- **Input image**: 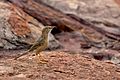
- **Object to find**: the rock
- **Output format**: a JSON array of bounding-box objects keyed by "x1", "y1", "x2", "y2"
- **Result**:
[
  {"x1": 0, "y1": 1, "x2": 61, "y2": 50},
  {"x1": 0, "y1": 65, "x2": 13, "y2": 74},
  {"x1": 40, "y1": 0, "x2": 120, "y2": 50},
  {"x1": 1, "y1": 51, "x2": 120, "y2": 80},
  {"x1": 13, "y1": 74, "x2": 26, "y2": 78},
  {"x1": 111, "y1": 53, "x2": 120, "y2": 65},
  {"x1": 48, "y1": 34, "x2": 62, "y2": 50},
  {"x1": 41, "y1": 0, "x2": 120, "y2": 26}
]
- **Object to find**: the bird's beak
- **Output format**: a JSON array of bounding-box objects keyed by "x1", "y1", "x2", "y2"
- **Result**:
[{"x1": 46, "y1": 26, "x2": 55, "y2": 29}]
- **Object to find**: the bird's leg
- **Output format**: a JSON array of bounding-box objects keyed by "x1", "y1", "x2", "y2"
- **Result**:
[{"x1": 35, "y1": 50, "x2": 48, "y2": 64}]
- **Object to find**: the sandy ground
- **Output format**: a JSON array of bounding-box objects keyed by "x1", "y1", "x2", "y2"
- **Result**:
[{"x1": 0, "y1": 50, "x2": 119, "y2": 80}]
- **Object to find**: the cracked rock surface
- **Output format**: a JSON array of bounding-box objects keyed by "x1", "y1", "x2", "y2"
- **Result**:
[
  {"x1": 0, "y1": 1, "x2": 60, "y2": 49},
  {"x1": 40, "y1": 0, "x2": 120, "y2": 52},
  {"x1": 0, "y1": 51, "x2": 120, "y2": 80}
]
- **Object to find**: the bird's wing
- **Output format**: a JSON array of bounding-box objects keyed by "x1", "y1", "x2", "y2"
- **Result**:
[
  {"x1": 13, "y1": 37, "x2": 44, "y2": 60},
  {"x1": 28, "y1": 37, "x2": 43, "y2": 52}
]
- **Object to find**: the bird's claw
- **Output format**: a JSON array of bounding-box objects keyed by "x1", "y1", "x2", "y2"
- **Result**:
[
  {"x1": 37, "y1": 60, "x2": 48, "y2": 64},
  {"x1": 36, "y1": 54, "x2": 48, "y2": 64}
]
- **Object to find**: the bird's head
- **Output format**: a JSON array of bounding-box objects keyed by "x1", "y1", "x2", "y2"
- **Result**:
[{"x1": 42, "y1": 26, "x2": 54, "y2": 35}]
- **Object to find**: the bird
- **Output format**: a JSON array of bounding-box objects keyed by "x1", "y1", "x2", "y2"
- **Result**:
[{"x1": 14, "y1": 26, "x2": 54, "y2": 62}]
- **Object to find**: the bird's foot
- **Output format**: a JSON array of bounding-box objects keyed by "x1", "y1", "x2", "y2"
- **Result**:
[
  {"x1": 36, "y1": 54, "x2": 48, "y2": 64},
  {"x1": 38, "y1": 60, "x2": 48, "y2": 64},
  {"x1": 37, "y1": 58, "x2": 48, "y2": 64}
]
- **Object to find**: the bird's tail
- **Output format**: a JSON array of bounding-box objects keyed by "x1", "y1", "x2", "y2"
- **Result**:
[{"x1": 14, "y1": 50, "x2": 30, "y2": 60}]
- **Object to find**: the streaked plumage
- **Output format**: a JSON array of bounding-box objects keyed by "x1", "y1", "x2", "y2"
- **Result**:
[{"x1": 14, "y1": 26, "x2": 53, "y2": 60}]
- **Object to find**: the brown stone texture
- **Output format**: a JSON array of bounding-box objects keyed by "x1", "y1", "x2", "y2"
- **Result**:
[
  {"x1": 0, "y1": 51, "x2": 119, "y2": 80},
  {"x1": 0, "y1": 1, "x2": 60, "y2": 49},
  {"x1": 0, "y1": 0, "x2": 120, "y2": 80}
]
